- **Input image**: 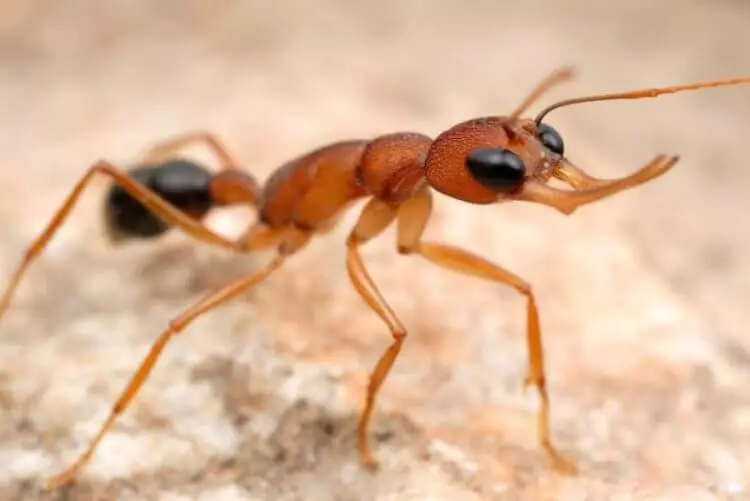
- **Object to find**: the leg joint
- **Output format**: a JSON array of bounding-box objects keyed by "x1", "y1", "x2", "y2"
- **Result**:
[
  {"x1": 517, "y1": 282, "x2": 533, "y2": 297},
  {"x1": 393, "y1": 329, "x2": 407, "y2": 342},
  {"x1": 92, "y1": 160, "x2": 115, "y2": 173},
  {"x1": 396, "y1": 244, "x2": 415, "y2": 255},
  {"x1": 347, "y1": 233, "x2": 362, "y2": 247},
  {"x1": 527, "y1": 374, "x2": 546, "y2": 390},
  {"x1": 167, "y1": 318, "x2": 188, "y2": 334}
]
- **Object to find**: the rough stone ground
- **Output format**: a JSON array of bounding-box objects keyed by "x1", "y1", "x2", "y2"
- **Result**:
[{"x1": 0, "y1": 1, "x2": 749, "y2": 500}]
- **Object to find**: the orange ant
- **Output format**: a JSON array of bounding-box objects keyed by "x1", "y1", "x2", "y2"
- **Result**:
[{"x1": 1, "y1": 67, "x2": 749, "y2": 490}]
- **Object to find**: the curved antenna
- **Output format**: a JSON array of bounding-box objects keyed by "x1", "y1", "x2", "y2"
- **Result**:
[
  {"x1": 534, "y1": 76, "x2": 750, "y2": 124},
  {"x1": 508, "y1": 66, "x2": 576, "y2": 119}
]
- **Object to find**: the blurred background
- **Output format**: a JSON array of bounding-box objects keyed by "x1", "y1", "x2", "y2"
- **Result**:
[{"x1": 0, "y1": 1, "x2": 749, "y2": 500}]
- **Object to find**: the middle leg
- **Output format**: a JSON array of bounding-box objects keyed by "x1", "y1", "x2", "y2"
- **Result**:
[
  {"x1": 45, "y1": 225, "x2": 311, "y2": 490},
  {"x1": 344, "y1": 197, "x2": 406, "y2": 469}
]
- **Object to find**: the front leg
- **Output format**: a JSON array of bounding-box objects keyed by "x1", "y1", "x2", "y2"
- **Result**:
[{"x1": 397, "y1": 188, "x2": 578, "y2": 474}]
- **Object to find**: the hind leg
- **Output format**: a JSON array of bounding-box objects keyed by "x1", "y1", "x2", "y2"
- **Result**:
[
  {"x1": 141, "y1": 130, "x2": 241, "y2": 170},
  {"x1": 343, "y1": 197, "x2": 409, "y2": 468},
  {"x1": 0, "y1": 161, "x2": 278, "y2": 321}
]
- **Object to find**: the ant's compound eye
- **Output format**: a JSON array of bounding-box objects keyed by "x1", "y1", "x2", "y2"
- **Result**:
[
  {"x1": 537, "y1": 122, "x2": 564, "y2": 156},
  {"x1": 466, "y1": 148, "x2": 526, "y2": 193}
]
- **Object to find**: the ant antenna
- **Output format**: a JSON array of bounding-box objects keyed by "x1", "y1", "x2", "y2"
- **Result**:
[
  {"x1": 534, "y1": 76, "x2": 750, "y2": 124},
  {"x1": 508, "y1": 66, "x2": 576, "y2": 119}
]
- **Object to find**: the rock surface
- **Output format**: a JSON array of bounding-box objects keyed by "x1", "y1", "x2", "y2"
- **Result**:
[{"x1": 1, "y1": 1, "x2": 749, "y2": 499}]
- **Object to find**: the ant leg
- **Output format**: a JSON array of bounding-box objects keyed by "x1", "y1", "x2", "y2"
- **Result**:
[
  {"x1": 525, "y1": 154, "x2": 680, "y2": 214},
  {"x1": 344, "y1": 198, "x2": 406, "y2": 469},
  {"x1": 45, "y1": 252, "x2": 287, "y2": 490},
  {"x1": 0, "y1": 161, "x2": 278, "y2": 321},
  {"x1": 141, "y1": 131, "x2": 262, "y2": 207},
  {"x1": 397, "y1": 188, "x2": 578, "y2": 475},
  {"x1": 141, "y1": 131, "x2": 240, "y2": 170}
]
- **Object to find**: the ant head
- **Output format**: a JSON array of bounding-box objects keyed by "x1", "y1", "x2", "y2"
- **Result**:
[
  {"x1": 424, "y1": 67, "x2": 575, "y2": 205},
  {"x1": 424, "y1": 67, "x2": 750, "y2": 209},
  {"x1": 424, "y1": 115, "x2": 564, "y2": 204}
]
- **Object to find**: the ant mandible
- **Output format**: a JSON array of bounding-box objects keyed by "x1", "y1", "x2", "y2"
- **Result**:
[{"x1": 1, "y1": 67, "x2": 749, "y2": 490}]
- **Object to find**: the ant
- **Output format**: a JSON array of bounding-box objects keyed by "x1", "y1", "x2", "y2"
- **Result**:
[{"x1": 1, "y1": 67, "x2": 749, "y2": 490}]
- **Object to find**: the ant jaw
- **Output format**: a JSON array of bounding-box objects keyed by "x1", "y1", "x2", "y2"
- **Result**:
[
  {"x1": 515, "y1": 180, "x2": 579, "y2": 215},
  {"x1": 514, "y1": 154, "x2": 680, "y2": 215},
  {"x1": 551, "y1": 158, "x2": 611, "y2": 190}
]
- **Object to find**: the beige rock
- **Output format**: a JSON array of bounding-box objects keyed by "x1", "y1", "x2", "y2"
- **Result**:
[{"x1": 1, "y1": 1, "x2": 749, "y2": 500}]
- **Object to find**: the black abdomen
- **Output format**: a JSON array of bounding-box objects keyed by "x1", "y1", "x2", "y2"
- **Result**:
[{"x1": 104, "y1": 159, "x2": 213, "y2": 240}]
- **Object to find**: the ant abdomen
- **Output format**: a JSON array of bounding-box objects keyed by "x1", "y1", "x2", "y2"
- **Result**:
[{"x1": 104, "y1": 159, "x2": 213, "y2": 240}]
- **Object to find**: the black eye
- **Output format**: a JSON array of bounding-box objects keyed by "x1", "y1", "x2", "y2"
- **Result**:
[
  {"x1": 466, "y1": 148, "x2": 526, "y2": 193},
  {"x1": 537, "y1": 123, "x2": 564, "y2": 156}
]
